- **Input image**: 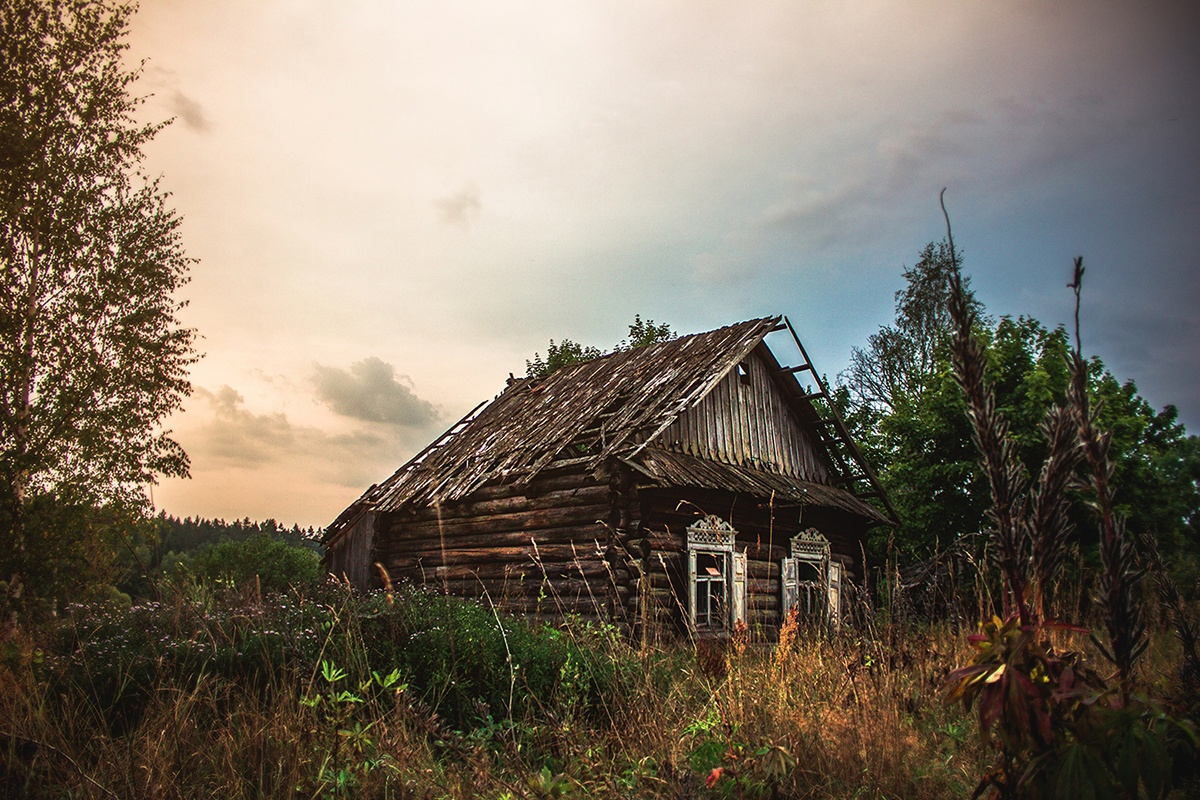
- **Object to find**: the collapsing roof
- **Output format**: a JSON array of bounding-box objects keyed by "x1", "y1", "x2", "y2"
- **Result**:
[{"x1": 328, "y1": 316, "x2": 893, "y2": 543}]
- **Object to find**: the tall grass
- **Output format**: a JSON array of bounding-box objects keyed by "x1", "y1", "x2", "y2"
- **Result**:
[
  {"x1": 0, "y1": 577, "x2": 1008, "y2": 799},
  {"x1": 4, "y1": 570, "x2": 1195, "y2": 798}
]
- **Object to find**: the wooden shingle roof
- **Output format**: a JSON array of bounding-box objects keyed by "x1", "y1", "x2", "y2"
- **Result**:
[{"x1": 327, "y1": 316, "x2": 893, "y2": 540}]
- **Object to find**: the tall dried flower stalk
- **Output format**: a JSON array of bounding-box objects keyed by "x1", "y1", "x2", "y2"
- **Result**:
[
  {"x1": 943, "y1": 194, "x2": 1031, "y2": 625},
  {"x1": 1028, "y1": 404, "x2": 1082, "y2": 619},
  {"x1": 941, "y1": 192, "x2": 1082, "y2": 625},
  {"x1": 1067, "y1": 258, "x2": 1146, "y2": 698}
]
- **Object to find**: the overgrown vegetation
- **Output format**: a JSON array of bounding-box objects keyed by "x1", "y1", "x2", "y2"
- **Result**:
[
  {"x1": 525, "y1": 315, "x2": 676, "y2": 379},
  {"x1": 0, "y1": 579, "x2": 988, "y2": 799},
  {"x1": 2, "y1": 573, "x2": 1194, "y2": 798},
  {"x1": 936, "y1": 201, "x2": 1199, "y2": 798},
  {"x1": 1, "y1": 3, "x2": 1196, "y2": 793},
  {"x1": 835, "y1": 241, "x2": 1200, "y2": 597}
]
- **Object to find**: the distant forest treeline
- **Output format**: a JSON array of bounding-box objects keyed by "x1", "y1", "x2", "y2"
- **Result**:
[{"x1": 150, "y1": 514, "x2": 323, "y2": 558}]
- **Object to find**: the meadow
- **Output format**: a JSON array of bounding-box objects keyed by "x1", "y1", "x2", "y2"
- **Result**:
[{"x1": 1, "y1": 574, "x2": 1193, "y2": 799}]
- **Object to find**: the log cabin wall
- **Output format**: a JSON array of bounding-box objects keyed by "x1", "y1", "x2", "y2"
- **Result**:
[
  {"x1": 656, "y1": 348, "x2": 831, "y2": 484},
  {"x1": 325, "y1": 511, "x2": 377, "y2": 589},
  {"x1": 604, "y1": 462, "x2": 646, "y2": 631},
  {"x1": 636, "y1": 486, "x2": 867, "y2": 639},
  {"x1": 375, "y1": 465, "x2": 617, "y2": 623}
]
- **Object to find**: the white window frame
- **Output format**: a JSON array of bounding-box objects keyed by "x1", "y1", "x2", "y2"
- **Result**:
[
  {"x1": 686, "y1": 515, "x2": 747, "y2": 633},
  {"x1": 781, "y1": 528, "x2": 841, "y2": 626}
]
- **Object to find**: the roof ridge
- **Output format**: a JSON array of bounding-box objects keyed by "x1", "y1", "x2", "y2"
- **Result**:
[{"x1": 326, "y1": 315, "x2": 805, "y2": 534}]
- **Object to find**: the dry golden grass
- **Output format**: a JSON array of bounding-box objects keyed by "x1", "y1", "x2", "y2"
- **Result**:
[{"x1": 3, "y1": 593, "x2": 1191, "y2": 800}]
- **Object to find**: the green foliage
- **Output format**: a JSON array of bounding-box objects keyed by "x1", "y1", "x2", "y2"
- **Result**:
[
  {"x1": 0, "y1": 0, "x2": 197, "y2": 616},
  {"x1": 840, "y1": 245, "x2": 1198, "y2": 588},
  {"x1": 362, "y1": 588, "x2": 632, "y2": 727},
  {"x1": 525, "y1": 339, "x2": 603, "y2": 380},
  {"x1": 301, "y1": 660, "x2": 407, "y2": 797},
  {"x1": 945, "y1": 616, "x2": 1198, "y2": 799},
  {"x1": 525, "y1": 314, "x2": 675, "y2": 379},
  {"x1": 153, "y1": 513, "x2": 321, "y2": 555},
  {"x1": 940, "y1": 251, "x2": 1199, "y2": 798},
  {"x1": 45, "y1": 583, "x2": 634, "y2": 737},
  {"x1": 161, "y1": 532, "x2": 322, "y2": 595},
  {"x1": 618, "y1": 314, "x2": 676, "y2": 352},
  {"x1": 843, "y1": 239, "x2": 974, "y2": 415}
]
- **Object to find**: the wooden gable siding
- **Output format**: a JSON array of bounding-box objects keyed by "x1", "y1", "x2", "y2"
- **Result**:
[
  {"x1": 376, "y1": 466, "x2": 617, "y2": 620},
  {"x1": 655, "y1": 349, "x2": 829, "y2": 483}
]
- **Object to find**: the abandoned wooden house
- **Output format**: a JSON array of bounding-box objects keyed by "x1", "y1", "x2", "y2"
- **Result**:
[{"x1": 324, "y1": 316, "x2": 895, "y2": 638}]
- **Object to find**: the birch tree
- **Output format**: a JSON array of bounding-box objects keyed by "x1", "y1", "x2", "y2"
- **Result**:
[{"x1": 1, "y1": 0, "x2": 196, "y2": 614}]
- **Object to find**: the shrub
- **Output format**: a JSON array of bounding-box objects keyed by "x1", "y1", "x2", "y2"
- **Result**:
[
  {"x1": 161, "y1": 532, "x2": 321, "y2": 594},
  {"x1": 356, "y1": 584, "x2": 634, "y2": 728}
]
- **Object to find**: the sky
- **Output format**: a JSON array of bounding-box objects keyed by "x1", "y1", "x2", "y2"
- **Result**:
[{"x1": 125, "y1": 0, "x2": 1200, "y2": 529}]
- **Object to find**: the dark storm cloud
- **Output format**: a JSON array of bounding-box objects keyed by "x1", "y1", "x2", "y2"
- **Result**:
[{"x1": 312, "y1": 357, "x2": 441, "y2": 427}]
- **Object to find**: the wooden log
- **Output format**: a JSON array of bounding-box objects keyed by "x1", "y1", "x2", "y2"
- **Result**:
[
  {"x1": 431, "y1": 576, "x2": 608, "y2": 598},
  {"x1": 384, "y1": 503, "x2": 612, "y2": 540},
  {"x1": 378, "y1": 525, "x2": 608, "y2": 558},
  {"x1": 748, "y1": 595, "x2": 780, "y2": 612},
  {"x1": 741, "y1": 543, "x2": 788, "y2": 561},
  {"x1": 388, "y1": 542, "x2": 606, "y2": 571},
  {"x1": 409, "y1": 560, "x2": 611, "y2": 582},
  {"x1": 748, "y1": 578, "x2": 781, "y2": 595},
  {"x1": 399, "y1": 483, "x2": 610, "y2": 522},
  {"x1": 415, "y1": 469, "x2": 596, "y2": 507},
  {"x1": 747, "y1": 561, "x2": 781, "y2": 580}
]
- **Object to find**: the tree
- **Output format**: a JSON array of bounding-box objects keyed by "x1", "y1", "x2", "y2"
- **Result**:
[
  {"x1": 841, "y1": 247, "x2": 1199, "y2": 588},
  {"x1": 525, "y1": 315, "x2": 675, "y2": 379},
  {"x1": 842, "y1": 240, "x2": 978, "y2": 416},
  {"x1": 525, "y1": 339, "x2": 602, "y2": 380},
  {"x1": 1, "y1": 0, "x2": 196, "y2": 615},
  {"x1": 617, "y1": 314, "x2": 675, "y2": 352}
]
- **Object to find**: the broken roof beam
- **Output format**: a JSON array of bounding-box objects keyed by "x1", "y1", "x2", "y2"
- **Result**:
[{"x1": 781, "y1": 315, "x2": 898, "y2": 523}]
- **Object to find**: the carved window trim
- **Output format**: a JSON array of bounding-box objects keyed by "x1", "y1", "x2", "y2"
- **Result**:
[
  {"x1": 686, "y1": 516, "x2": 746, "y2": 633},
  {"x1": 782, "y1": 528, "x2": 834, "y2": 623}
]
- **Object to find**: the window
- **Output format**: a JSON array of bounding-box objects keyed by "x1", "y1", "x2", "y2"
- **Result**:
[
  {"x1": 686, "y1": 515, "x2": 747, "y2": 633},
  {"x1": 781, "y1": 528, "x2": 842, "y2": 627}
]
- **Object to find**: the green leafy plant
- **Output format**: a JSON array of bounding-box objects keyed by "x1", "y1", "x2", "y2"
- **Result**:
[
  {"x1": 301, "y1": 659, "x2": 407, "y2": 798},
  {"x1": 160, "y1": 531, "x2": 321, "y2": 595},
  {"x1": 940, "y1": 199, "x2": 1198, "y2": 798}
]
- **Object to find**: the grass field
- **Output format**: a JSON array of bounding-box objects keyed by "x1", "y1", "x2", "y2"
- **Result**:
[{"x1": 2, "y1": 577, "x2": 1194, "y2": 799}]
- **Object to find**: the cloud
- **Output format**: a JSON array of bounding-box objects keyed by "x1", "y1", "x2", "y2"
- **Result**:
[
  {"x1": 312, "y1": 357, "x2": 441, "y2": 427},
  {"x1": 183, "y1": 385, "x2": 415, "y2": 488},
  {"x1": 198, "y1": 385, "x2": 294, "y2": 464},
  {"x1": 168, "y1": 90, "x2": 211, "y2": 132},
  {"x1": 434, "y1": 185, "x2": 482, "y2": 228}
]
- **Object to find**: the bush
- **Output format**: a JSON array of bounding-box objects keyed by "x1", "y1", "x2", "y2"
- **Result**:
[
  {"x1": 42, "y1": 581, "x2": 634, "y2": 736},
  {"x1": 161, "y1": 532, "x2": 321, "y2": 594},
  {"x1": 360, "y1": 584, "x2": 633, "y2": 727}
]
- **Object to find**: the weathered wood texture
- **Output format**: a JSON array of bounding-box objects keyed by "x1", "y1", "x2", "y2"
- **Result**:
[
  {"x1": 636, "y1": 486, "x2": 869, "y2": 637},
  {"x1": 359, "y1": 319, "x2": 781, "y2": 511},
  {"x1": 322, "y1": 318, "x2": 892, "y2": 642},
  {"x1": 324, "y1": 511, "x2": 376, "y2": 588},
  {"x1": 378, "y1": 466, "x2": 616, "y2": 616},
  {"x1": 657, "y1": 349, "x2": 830, "y2": 482}
]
